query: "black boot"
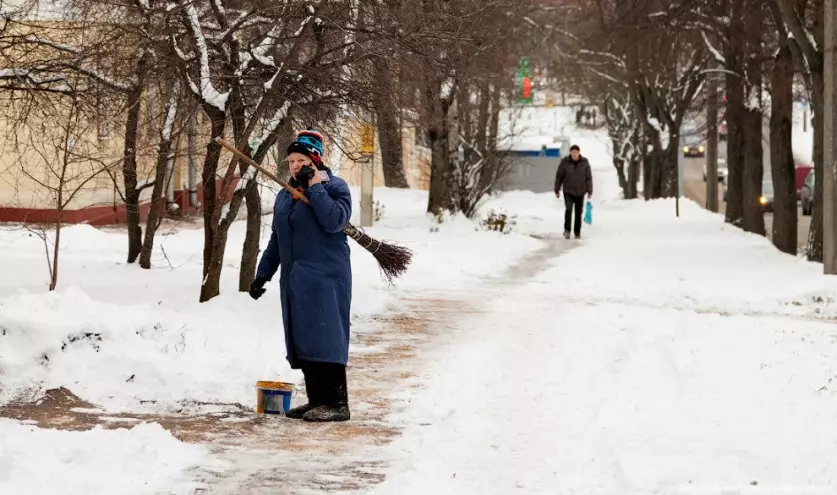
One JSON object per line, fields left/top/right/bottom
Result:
{"left": 302, "top": 404, "right": 351, "bottom": 422}
{"left": 286, "top": 363, "right": 320, "bottom": 419}
{"left": 303, "top": 364, "right": 350, "bottom": 422}
{"left": 286, "top": 402, "right": 318, "bottom": 419}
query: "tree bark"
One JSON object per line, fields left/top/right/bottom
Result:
{"left": 122, "top": 71, "right": 146, "bottom": 264}
{"left": 809, "top": 71, "right": 825, "bottom": 261}
{"left": 770, "top": 43, "right": 798, "bottom": 254}
{"left": 139, "top": 85, "right": 179, "bottom": 269}
{"left": 138, "top": 131, "right": 174, "bottom": 269}
{"left": 199, "top": 109, "right": 227, "bottom": 302}
{"left": 741, "top": 2, "right": 765, "bottom": 235}
{"left": 49, "top": 213, "right": 61, "bottom": 291}
{"left": 238, "top": 135, "right": 281, "bottom": 292}
{"left": 724, "top": 1, "right": 746, "bottom": 226}
{"left": 374, "top": 57, "right": 410, "bottom": 188}
{"left": 662, "top": 141, "right": 679, "bottom": 198}
{"left": 426, "top": 80, "right": 456, "bottom": 215}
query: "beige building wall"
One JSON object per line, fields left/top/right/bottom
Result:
{"left": 332, "top": 119, "right": 431, "bottom": 190}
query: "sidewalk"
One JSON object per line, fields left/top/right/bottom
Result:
{"left": 363, "top": 198, "right": 837, "bottom": 495}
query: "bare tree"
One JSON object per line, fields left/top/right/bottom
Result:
{"left": 15, "top": 98, "right": 116, "bottom": 290}
{"left": 139, "top": 80, "right": 181, "bottom": 268}
{"left": 774, "top": 0, "right": 824, "bottom": 260}
{"left": 768, "top": 3, "right": 798, "bottom": 254}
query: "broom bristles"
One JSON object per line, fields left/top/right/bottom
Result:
{"left": 344, "top": 224, "right": 413, "bottom": 284}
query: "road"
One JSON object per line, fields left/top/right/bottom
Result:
{"left": 682, "top": 156, "right": 811, "bottom": 251}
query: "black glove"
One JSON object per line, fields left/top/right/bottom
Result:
{"left": 248, "top": 277, "right": 268, "bottom": 300}
{"left": 296, "top": 165, "right": 316, "bottom": 188}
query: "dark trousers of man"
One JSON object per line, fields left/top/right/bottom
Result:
{"left": 299, "top": 360, "right": 349, "bottom": 407}
{"left": 564, "top": 193, "right": 585, "bottom": 236}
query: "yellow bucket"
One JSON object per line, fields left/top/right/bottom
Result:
{"left": 256, "top": 381, "right": 295, "bottom": 415}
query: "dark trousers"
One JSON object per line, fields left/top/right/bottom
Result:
{"left": 564, "top": 193, "right": 584, "bottom": 235}
{"left": 300, "top": 360, "right": 348, "bottom": 407}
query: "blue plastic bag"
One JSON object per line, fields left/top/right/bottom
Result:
{"left": 583, "top": 200, "right": 593, "bottom": 225}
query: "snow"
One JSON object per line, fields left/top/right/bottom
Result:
{"left": 4, "top": 103, "right": 837, "bottom": 492}
{"left": 0, "top": 420, "right": 216, "bottom": 494}
{"left": 0, "top": 192, "right": 547, "bottom": 414}
{"left": 366, "top": 197, "right": 837, "bottom": 495}
{"left": 160, "top": 84, "right": 180, "bottom": 142}
{"left": 186, "top": 4, "right": 230, "bottom": 112}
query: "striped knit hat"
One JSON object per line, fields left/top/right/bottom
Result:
{"left": 287, "top": 128, "right": 324, "bottom": 166}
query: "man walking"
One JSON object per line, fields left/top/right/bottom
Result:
{"left": 554, "top": 144, "right": 593, "bottom": 239}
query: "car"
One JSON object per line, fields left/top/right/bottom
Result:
{"left": 801, "top": 168, "right": 814, "bottom": 216}
{"left": 683, "top": 137, "right": 705, "bottom": 157}
{"left": 721, "top": 175, "right": 772, "bottom": 209}
{"left": 795, "top": 165, "right": 813, "bottom": 199}
{"left": 759, "top": 179, "right": 774, "bottom": 212}
{"left": 702, "top": 158, "right": 728, "bottom": 182}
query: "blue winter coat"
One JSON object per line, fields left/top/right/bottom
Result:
{"left": 256, "top": 171, "right": 353, "bottom": 369}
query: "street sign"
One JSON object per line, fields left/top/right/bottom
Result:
{"left": 517, "top": 56, "right": 534, "bottom": 104}
{"left": 360, "top": 124, "right": 375, "bottom": 155}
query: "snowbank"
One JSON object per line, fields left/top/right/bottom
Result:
{"left": 0, "top": 420, "right": 215, "bottom": 494}
{"left": 532, "top": 196, "right": 837, "bottom": 317}
{"left": 0, "top": 185, "right": 552, "bottom": 413}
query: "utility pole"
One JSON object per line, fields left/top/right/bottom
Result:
{"left": 360, "top": 122, "right": 375, "bottom": 227}
{"left": 825, "top": 0, "right": 837, "bottom": 273}
{"left": 706, "top": 59, "right": 719, "bottom": 213}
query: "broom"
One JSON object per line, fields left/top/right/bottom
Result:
{"left": 214, "top": 137, "right": 413, "bottom": 283}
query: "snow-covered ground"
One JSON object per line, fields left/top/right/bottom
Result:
{"left": 366, "top": 199, "right": 837, "bottom": 495}
{"left": 0, "top": 420, "right": 217, "bottom": 494}
{"left": 3, "top": 103, "right": 837, "bottom": 494}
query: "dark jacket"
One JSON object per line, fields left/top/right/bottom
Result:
{"left": 554, "top": 156, "right": 593, "bottom": 196}
{"left": 256, "top": 171, "right": 353, "bottom": 369}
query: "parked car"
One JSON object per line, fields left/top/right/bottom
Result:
{"left": 759, "top": 179, "right": 774, "bottom": 212}
{"left": 683, "top": 136, "right": 705, "bottom": 157}
{"left": 801, "top": 168, "right": 814, "bottom": 216}
{"left": 702, "top": 158, "right": 728, "bottom": 182}
{"left": 795, "top": 165, "right": 813, "bottom": 199}
{"left": 722, "top": 176, "right": 773, "bottom": 210}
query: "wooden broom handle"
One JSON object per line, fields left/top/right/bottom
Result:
{"left": 214, "top": 137, "right": 311, "bottom": 205}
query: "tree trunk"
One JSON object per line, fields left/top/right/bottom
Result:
{"left": 199, "top": 110, "right": 227, "bottom": 302}
{"left": 809, "top": 72, "right": 825, "bottom": 261}
{"left": 662, "top": 142, "right": 679, "bottom": 198}
{"left": 239, "top": 183, "right": 262, "bottom": 291}
{"left": 613, "top": 142, "right": 628, "bottom": 195}
{"left": 627, "top": 155, "right": 640, "bottom": 199}
{"left": 742, "top": 104, "right": 765, "bottom": 234}
{"left": 741, "top": 2, "right": 765, "bottom": 235}
{"left": 122, "top": 81, "right": 144, "bottom": 263}
{"left": 49, "top": 213, "right": 61, "bottom": 291}
{"left": 427, "top": 108, "right": 455, "bottom": 214}
{"left": 373, "top": 57, "right": 410, "bottom": 188}
{"left": 724, "top": 0, "right": 745, "bottom": 226}
{"left": 138, "top": 133, "right": 174, "bottom": 269}
{"left": 642, "top": 153, "right": 653, "bottom": 199}
{"left": 238, "top": 133, "right": 280, "bottom": 292}
{"left": 770, "top": 43, "right": 797, "bottom": 254}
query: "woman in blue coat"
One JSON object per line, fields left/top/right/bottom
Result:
{"left": 248, "top": 129, "right": 353, "bottom": 422}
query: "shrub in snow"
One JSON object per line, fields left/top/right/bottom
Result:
{"left": 479, "top": 210, "right": 516, "bottom": 235}
{"left": 373, "top": 200, "right": 385, "bottom": 222}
